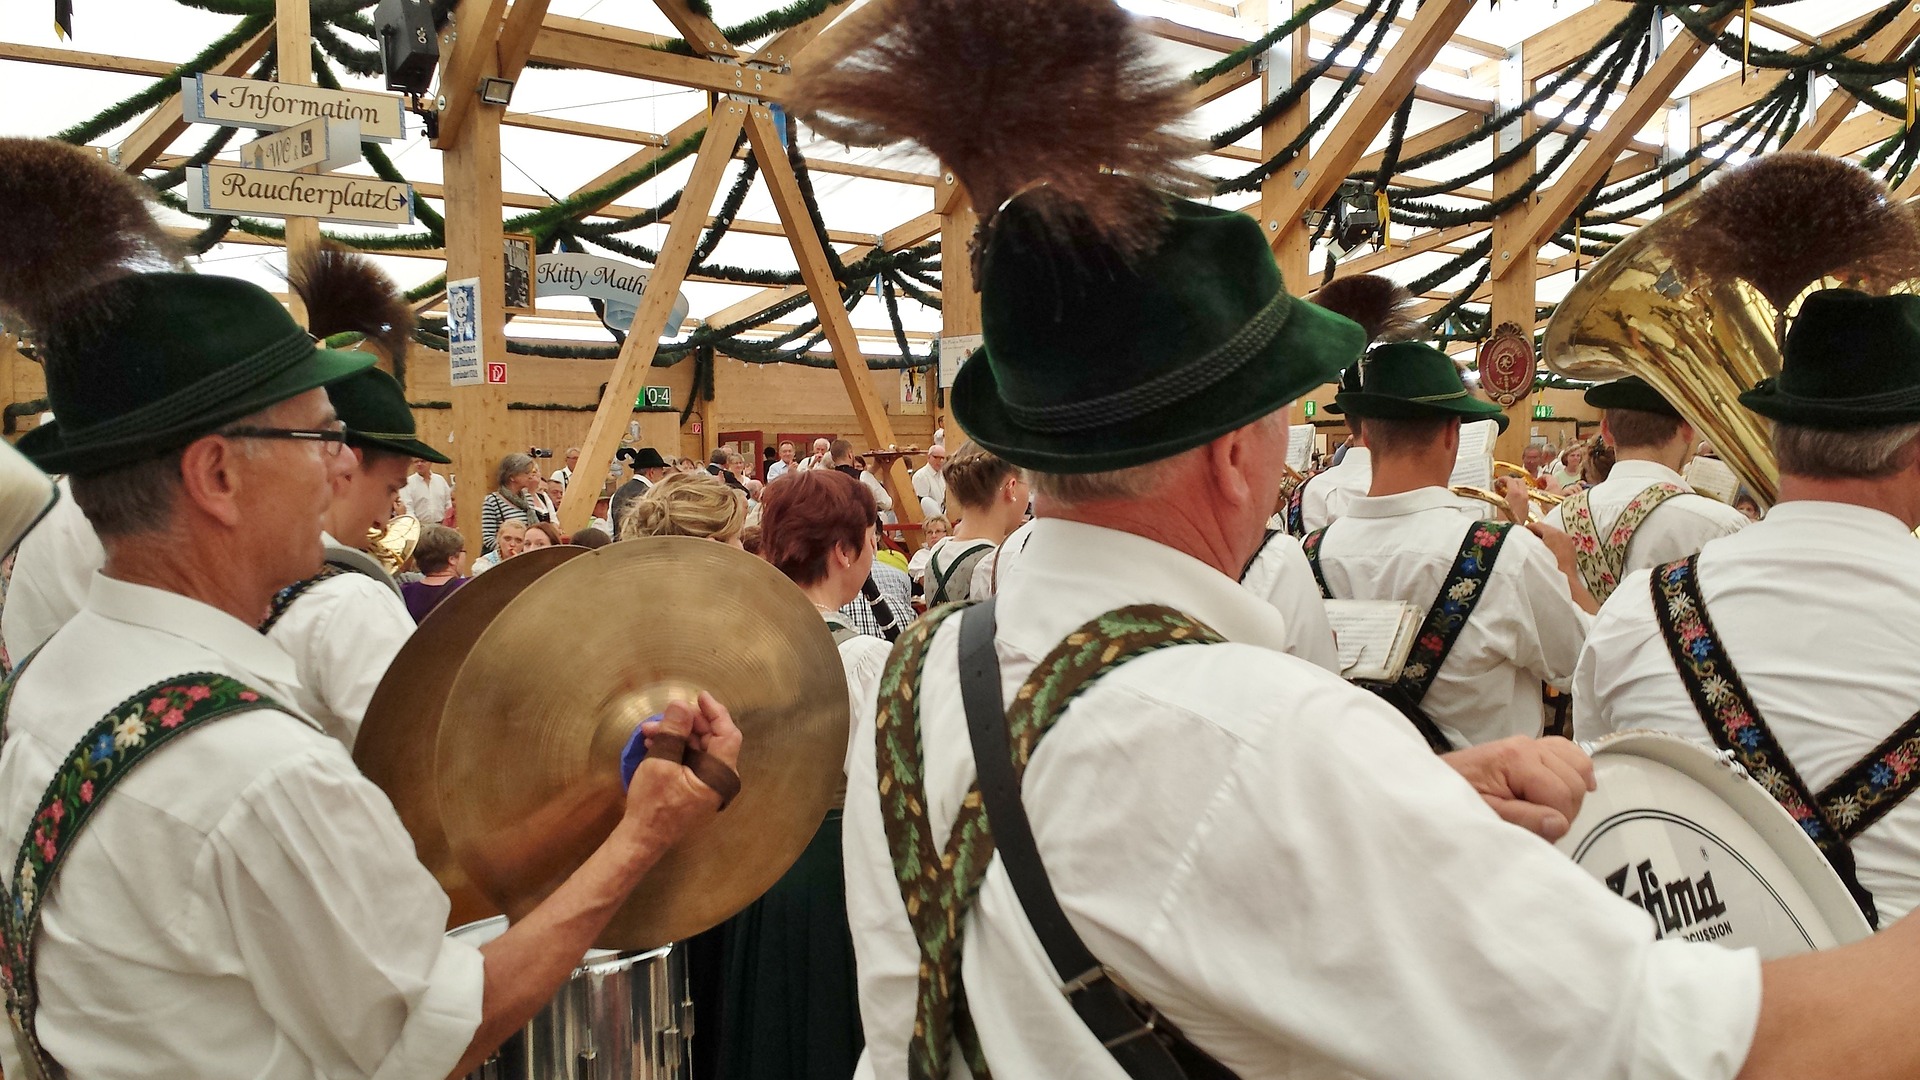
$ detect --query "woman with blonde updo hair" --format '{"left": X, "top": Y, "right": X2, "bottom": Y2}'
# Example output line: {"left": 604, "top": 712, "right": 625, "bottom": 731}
{"left": 618, "top": 471, "right": 746, "bottom": 544}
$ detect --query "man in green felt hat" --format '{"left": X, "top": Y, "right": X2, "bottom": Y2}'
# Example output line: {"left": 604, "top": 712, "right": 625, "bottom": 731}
{"left": 1576, "top": 287, "right": 1920, "bottom": 929}
{"left": 778, "top": 3, "right": 1822, "bottom": 1077}
{"left": 0, "top": 138, "right": 738, "bottom": 1080}
{"left": 1539, "top": 375, "right": 1747, "bottom": 603}
{"left": 1298, "top": 339, "right": 1596, "bottom": 752}
{"left": 258, "top": 251, "right": 450, "bottom": 750}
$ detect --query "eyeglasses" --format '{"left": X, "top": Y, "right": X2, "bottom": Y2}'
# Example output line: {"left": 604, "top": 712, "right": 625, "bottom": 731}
{"left": 219, "top": 421, "right": 350, "bottom": 457}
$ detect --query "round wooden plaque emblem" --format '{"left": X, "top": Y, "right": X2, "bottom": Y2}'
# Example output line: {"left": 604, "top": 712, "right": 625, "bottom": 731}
{"left": 1478, "top": 321, "right": 1536, "bottom": 407}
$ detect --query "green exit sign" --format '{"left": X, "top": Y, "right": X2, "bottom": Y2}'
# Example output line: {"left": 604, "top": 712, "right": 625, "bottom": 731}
{"left": 637, "top": 385, "right": 672, "bottom": 409}
{"left": 1303, "top": 400, "right": 1317, "bottom": 419}
{"left": 1533, "top": 404, "right": 1554, "bottom": 420}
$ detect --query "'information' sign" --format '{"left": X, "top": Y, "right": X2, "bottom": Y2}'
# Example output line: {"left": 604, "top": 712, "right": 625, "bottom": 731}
{"left": 182, "top": 74, "right": 404, "bottom": 141}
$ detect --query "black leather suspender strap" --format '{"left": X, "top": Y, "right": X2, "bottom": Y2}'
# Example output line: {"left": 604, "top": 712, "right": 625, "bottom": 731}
{"left": 957, "top": 600, "right": 1237, "bottom": 1080}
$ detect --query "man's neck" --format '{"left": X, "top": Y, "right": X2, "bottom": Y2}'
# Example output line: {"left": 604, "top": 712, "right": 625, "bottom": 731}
{"left": 321, "top": 508, "right": 372, "bottom": 550}
{"left": 1367, "top": 450, "right": 1452, "bottom": 497}
{"left": 1039, "top": 501, "right": 1243, "bottom": 578}
{"left": 1776, "top": 472, "right": 1920, "bottom": 529}
{"left": 1615, "top": 440, "right": 1689, "bottom": 474}
{"left": 103, "top": 542, "right": 280, "bottom": 627}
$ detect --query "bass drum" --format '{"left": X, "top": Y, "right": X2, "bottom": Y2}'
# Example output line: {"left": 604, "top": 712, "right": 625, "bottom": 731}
{"left": 449, "top": 917, "right": 693, "bottom": 1079}
{"left": 1557, "top": 731, "right": 1874, "bottom": 958}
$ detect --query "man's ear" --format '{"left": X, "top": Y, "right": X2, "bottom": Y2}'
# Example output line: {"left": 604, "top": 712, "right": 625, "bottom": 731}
{"left": 178, "top": 436, "right": 248, "bottom": 528}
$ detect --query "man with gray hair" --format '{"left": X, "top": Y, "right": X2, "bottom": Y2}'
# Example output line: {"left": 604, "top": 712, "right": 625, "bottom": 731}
{"left": 1576, "top": 288, "right": 1920, "bottom": 927}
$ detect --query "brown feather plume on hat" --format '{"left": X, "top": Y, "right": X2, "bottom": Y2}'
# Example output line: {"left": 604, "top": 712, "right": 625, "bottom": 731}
{"left": 0, "top": 137, "right": 180, "bottom": 334}
{"left": 1310, "top": 274, "right": 1422, "bottom": 345}
{"left": 786, "top": 0, "right": 1203, "bottom": 264}
{"left": 1666, "top": 152, "right": 1920, "bottom": 311}
{"left": 285, "top": 245, "right": 413, "bottom": 366}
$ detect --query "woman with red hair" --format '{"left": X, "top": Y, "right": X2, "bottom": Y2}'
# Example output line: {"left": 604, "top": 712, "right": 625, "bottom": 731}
{"left": 719, "top": 469, "right": 892, "bottom": 1080}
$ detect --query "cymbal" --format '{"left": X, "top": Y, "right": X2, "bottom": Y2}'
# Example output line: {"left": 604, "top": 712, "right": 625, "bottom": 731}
{"left": 437, "top": 537, "right": 849, "bottom": 951}
{"left": 354, "top": 546, "right": 585, "bottom": 928}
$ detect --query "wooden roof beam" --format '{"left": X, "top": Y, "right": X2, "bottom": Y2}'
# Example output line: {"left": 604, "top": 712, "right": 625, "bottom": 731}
{"left": 653, "top": 0, "right": 737, "bottom": 57}
{"left": 432, "top": 0, "right": 511, "bottom": 150}
{"left": 1264, "top": 0, "right": 1477, "bottom": 248}
{"left": 0, "top": 41, "right": 173, "bottom": 77}
{"left": 115, "top": 23, "right": 274, "bottom": 172}
{"left": 528, "top": 16, "right": 793, "bottom": 98}
{"left": 1494, "top": 9, "right": 1736, "bottom": 280}
{"left": 1781, "top": 3, "right": 1920, "bottom": 152}
{"left": 497, "top": 0, "right": 555, "bottom": 82}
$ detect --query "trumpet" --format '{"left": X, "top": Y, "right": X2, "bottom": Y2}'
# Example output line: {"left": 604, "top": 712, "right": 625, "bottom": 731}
{"left": 1451, "top": 476, "right": 1564, "bottom": 524}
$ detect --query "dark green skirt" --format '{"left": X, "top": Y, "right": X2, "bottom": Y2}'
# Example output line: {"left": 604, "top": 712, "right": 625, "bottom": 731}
{"left": 718, "top": 810, "right": 863, "bottom": 1080}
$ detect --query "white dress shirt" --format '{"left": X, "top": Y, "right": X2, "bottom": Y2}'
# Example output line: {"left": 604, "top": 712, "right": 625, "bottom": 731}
{"left": 399, "top": 471, "right": 452, "bottom": 525}
{"left": 1239, "top": 526, "right": 1341, "bottom": 673}
{"left": 860, "top": 470, "right": 895, "bottom": 515}
{"left": 1574, "top": 501, "right": 1920, "bottom": 921}
{"left": 843, "top": 518, "right": 1758, "bottom": 1080}
{"left": 913, "top": 463, "right": 947, "bottom": 515}
{"left": 1300, "top": 447, "right": 1371, "bottom": 532}
{"left": 767, "top": 459, "right": 795, "bottom": 483}
{"left": 265, "top": 547, "right": 417, "bottom": 750}
{"left": 3, "top": 477, "right": 105, "bottom": 660}
{"left": 1312, "top": 487, "right": 1591, "bottom": 747}
{"left": 0, "top": 573, "right": 481, "bottom": 1080}
{"left": 1540, "top": 459, "right": 1748, "bottom": 577}
{"left": 967, "top": 521, "right": 1036, "bottom": 601}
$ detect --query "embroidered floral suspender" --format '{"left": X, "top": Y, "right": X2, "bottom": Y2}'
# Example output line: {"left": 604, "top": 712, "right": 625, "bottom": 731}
{"left": 1304, "top": 523, "right": 1514, "bottom": 754}
{"left": 1651, "top": 556, "right": 1896, "bottom": 928}
{"left": 0, "top": 653, "right": 293, "bottom": 1078}
{"left": 1284, "top": 479, "right": 1309, "bottom": 537}
{"left": 1564, "top": 483, "right": 1686, "bottom": 604}
{"left": 874, "top": 604, "right": 1224, "bottom": 1080}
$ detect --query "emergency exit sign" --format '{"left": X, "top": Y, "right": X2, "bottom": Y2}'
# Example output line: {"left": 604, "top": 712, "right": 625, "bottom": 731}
{"left": 1303, "top": 400, "right": 1317, "bottom": 419}
{"left": 1533, "top": 404, "right": 1555, "bottom": 419}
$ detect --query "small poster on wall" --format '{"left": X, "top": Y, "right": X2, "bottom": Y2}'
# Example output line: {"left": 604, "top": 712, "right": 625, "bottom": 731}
{"left": 447, "top": 276, "right": 483, "bottom": 386}
{"left": 900, "top": 367, "right": 929, "bottom": 413}
{"left": 503, "top": 233, "right": 536, "bottom": 315}
{"left": 938, "top": 334, "right": 983, "bottom": 389}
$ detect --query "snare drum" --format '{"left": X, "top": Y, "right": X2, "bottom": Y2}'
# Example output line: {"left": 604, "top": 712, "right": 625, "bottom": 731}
{"left": 1557, "top": 731, "right": 1874, "bottom": 958}
{"left": 448, "top": 917, "right": 692, "bottom": 1080}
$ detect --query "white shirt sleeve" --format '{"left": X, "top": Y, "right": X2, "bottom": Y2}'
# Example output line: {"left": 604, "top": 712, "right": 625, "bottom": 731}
{"left": 861, "top": 471, "right": 894, "bottom": 512}
{"left": 1242, "top": 535, "right": 1341, "bottom": 673}
{"left": 1492, "top": 529, "right": 1593, "bottom": 692}
{"left": 206, "top": 747, "right": 484, "bottom": 1079}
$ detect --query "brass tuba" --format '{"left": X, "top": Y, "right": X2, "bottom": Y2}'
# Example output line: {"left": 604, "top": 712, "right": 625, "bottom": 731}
{"left": 1541, "top": 195, "right": 1782, "bottom": 505}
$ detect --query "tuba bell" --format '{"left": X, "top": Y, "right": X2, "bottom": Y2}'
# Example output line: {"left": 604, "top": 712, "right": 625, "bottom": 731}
{"left": 1541, "top": 197, "right": 1782, "bottom": 506}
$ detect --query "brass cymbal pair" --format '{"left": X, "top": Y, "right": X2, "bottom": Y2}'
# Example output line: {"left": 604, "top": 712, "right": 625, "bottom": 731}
{"left": 355, "top": 537, "right": 849, "bottom": 950}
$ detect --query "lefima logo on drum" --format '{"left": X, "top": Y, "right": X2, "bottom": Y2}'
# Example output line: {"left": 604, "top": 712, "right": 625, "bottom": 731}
{"left": 1606, "top": 861, "right": 1733, "bottom": 943}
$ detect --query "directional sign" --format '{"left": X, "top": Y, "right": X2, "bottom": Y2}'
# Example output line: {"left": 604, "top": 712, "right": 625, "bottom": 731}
{"left": 182, "top": 74, "right": 404, "bottom": 141}
{"left": 534, "top": 253, "right": 690, "bottom": 339}
{"left": 238, "top": 116, "right": 362, "bottom": 173}
{"left": 185, "top": 164, "right": 413, "bottom": 228}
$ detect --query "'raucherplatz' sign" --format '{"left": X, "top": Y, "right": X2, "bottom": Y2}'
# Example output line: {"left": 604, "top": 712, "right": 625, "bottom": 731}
{"left": 185, "top": 164, "right": 414, "bottom": 228}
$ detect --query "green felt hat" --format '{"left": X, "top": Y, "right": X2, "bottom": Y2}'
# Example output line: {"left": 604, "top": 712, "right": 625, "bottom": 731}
{"left": 950, "top": 194, "right": 1367, "bottom": 473}
{"left": 329, "top": 367, "right": 448, "bottom": 464}
{"left": 1585, "top": 375, "right": 1679, "bottom": 417}
{"left": 1334, "top": 341, "right": 1510, "bottom": 432}
{"left": 19, "top": 273, "right": 374, "bottom": 475}
{"left": 1740, "top": 288, "right": 1920, "bottom": 430}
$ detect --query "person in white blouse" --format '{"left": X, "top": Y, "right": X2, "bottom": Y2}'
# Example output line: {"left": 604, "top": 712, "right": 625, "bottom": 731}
{"left": 1540, "top": 376, "right": 1747, "bottom": 603}
{"left": 399, "top": 458, "right": 452, "bottom": 525}
{"left": 1236, "top": 525, "right": 1341, "bottom": 672}
{"left": 1576, "top": 289, "right": 1920, "bottom": 927}
{"left": 1, "top": 474, "right": 105, "bottom": 660}
{"left": 1305, "top": 342, "right": 1596, "bottom": 750}
{"left": 0, "top": 166, "right": 736, "bottom": 1080}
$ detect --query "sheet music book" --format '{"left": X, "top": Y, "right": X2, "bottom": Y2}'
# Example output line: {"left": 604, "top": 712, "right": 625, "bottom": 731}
{"left": 1448, "top": 419, "right": 1498, "bottom": 491}
{"left": 1287, "top": 425, "right": 1315, "bottom": 473}
{"left": 1325, "top": 599, "right": 1423, "bottom": 682}
{"left": 1684, "top": 455, "right": 1741, "bottom": 504}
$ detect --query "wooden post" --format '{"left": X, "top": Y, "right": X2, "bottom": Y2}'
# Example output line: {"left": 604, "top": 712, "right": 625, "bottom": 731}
{"left": 557, "top": 101, "right": 749, "bottom": 535}
{"left": 1490, "top": 45, "right": 1536, "bottom": 462}
{"left": 1248, "top": 0, "right": 1315, "bottom": 424}
{"left": 276, "top": 0, "right": 319, "bottom": 327}
{"left": 440, "top": 0, "right": 513, "bottom": 552}
{"left": 936, "top": 171, "right": 978, "bottom": 455}
{"left": 744, "top": 102, "right": 920, "bottom": 524}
